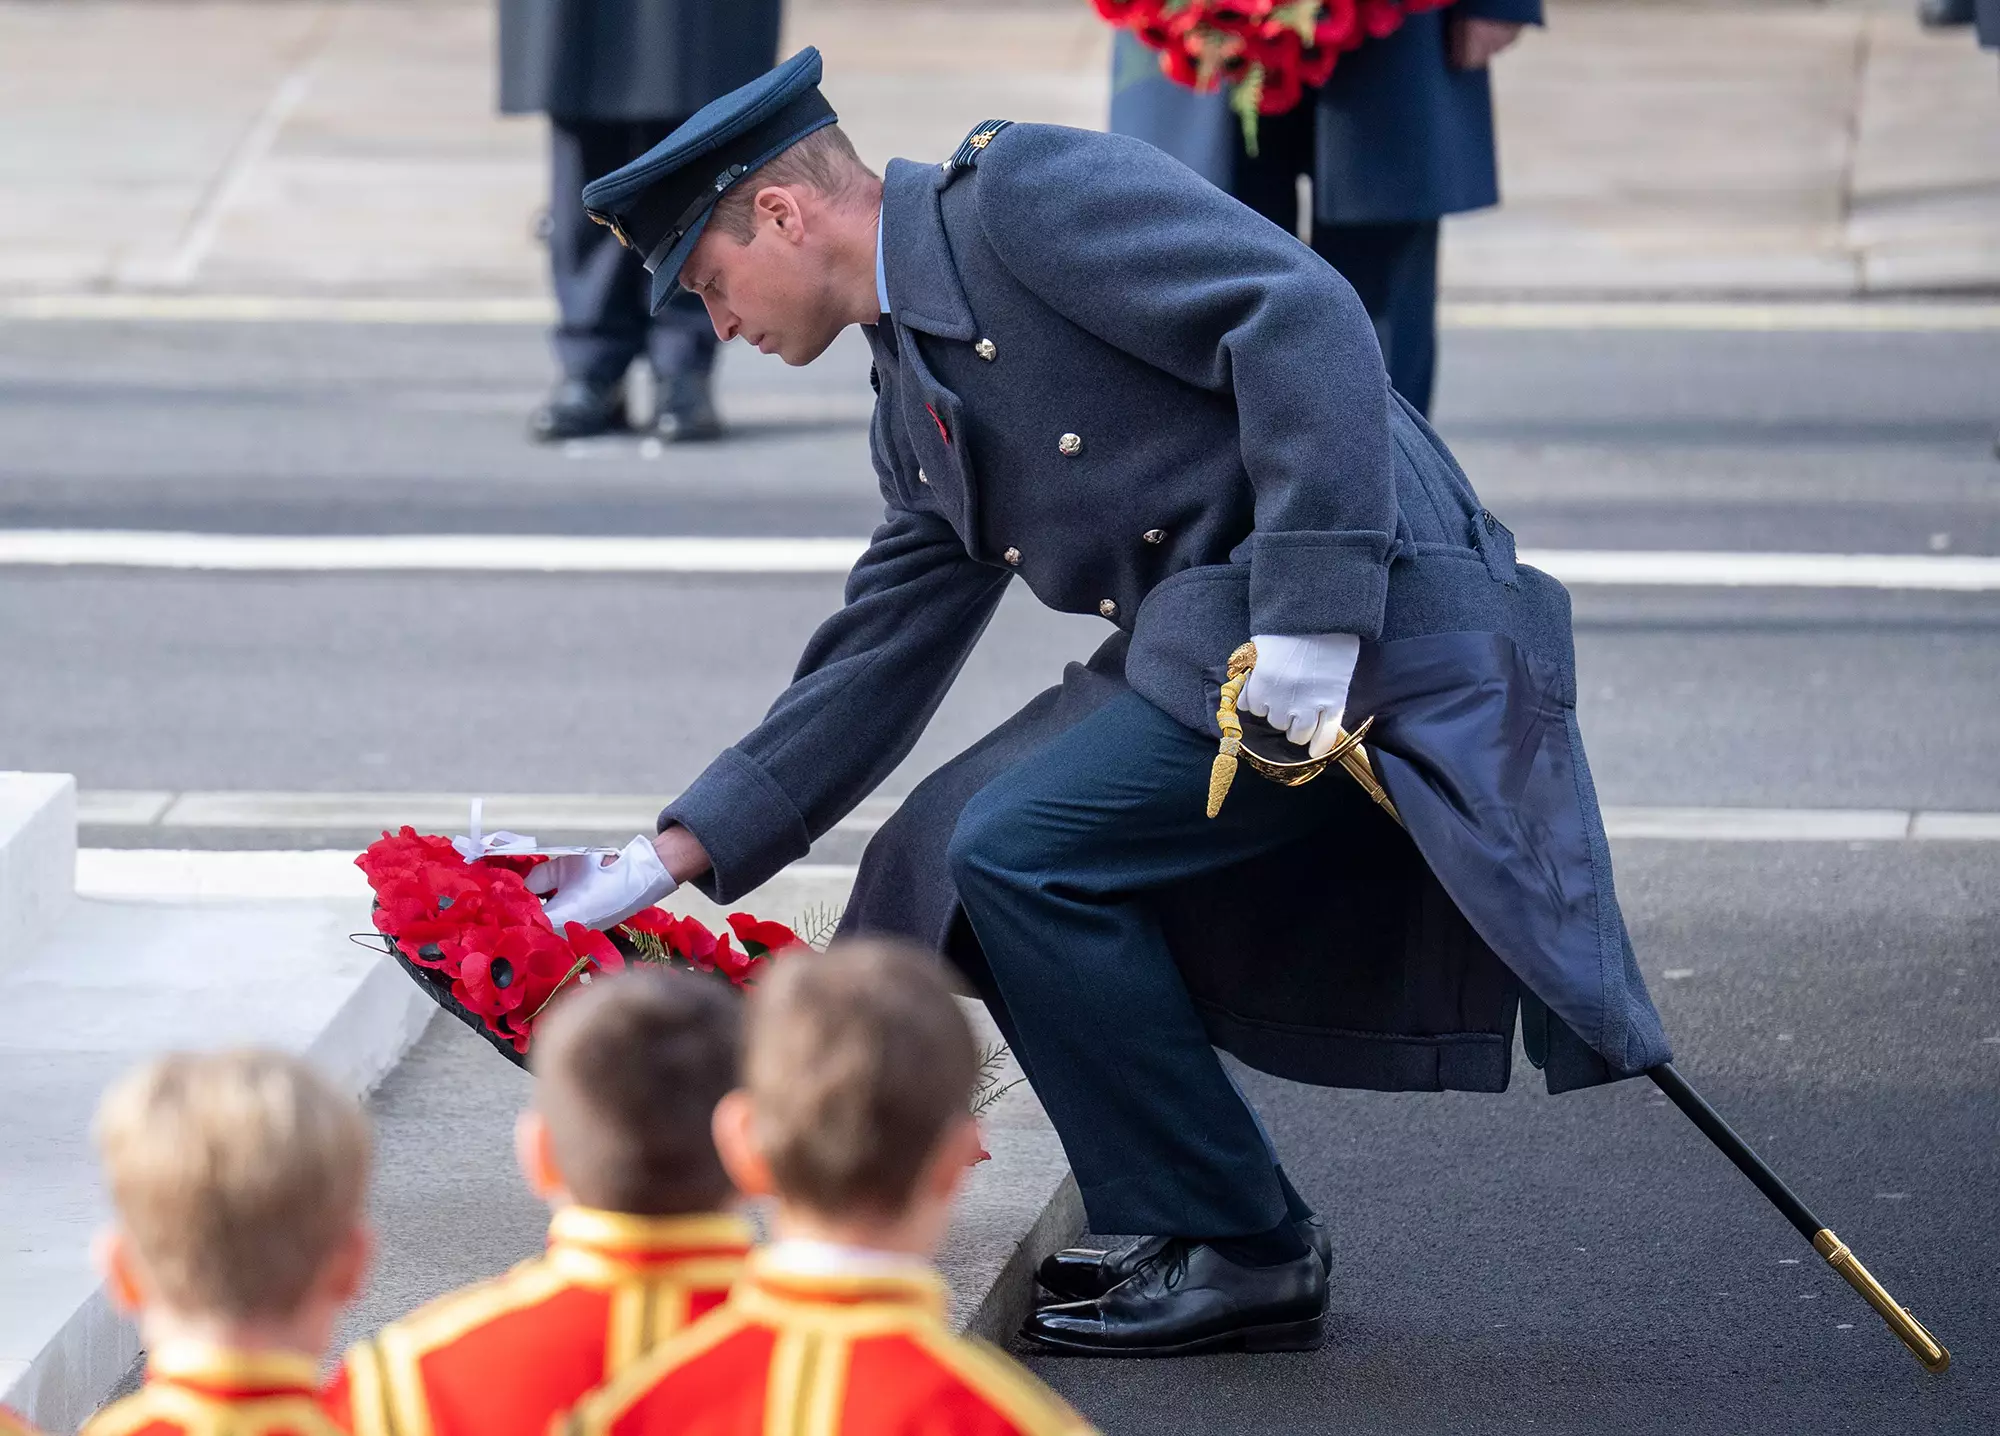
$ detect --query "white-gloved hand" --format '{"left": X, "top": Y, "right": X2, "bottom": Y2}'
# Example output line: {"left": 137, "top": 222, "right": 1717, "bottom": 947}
{"left": 528, "top": 834, "right": 678, "bottom": 931}
{"left": 1241, "top": 632, "right": 1361, "bottom": 759}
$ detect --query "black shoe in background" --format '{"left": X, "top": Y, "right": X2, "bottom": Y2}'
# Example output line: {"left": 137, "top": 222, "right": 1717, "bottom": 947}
{"left": 655, "top": 368, "right": 724, "bottom": 443}
{"left": 1021, "top": 1240, "right": 1327, "bottom": 1357}
{"left": 1918, "top": 0, "right": 1974, "bottom": 26}
{"left": 530, "top": 377, "right": 628, "bottom": 442}
{"left": 1037, "top": 1216, "right": 1331, "bottom": 1304}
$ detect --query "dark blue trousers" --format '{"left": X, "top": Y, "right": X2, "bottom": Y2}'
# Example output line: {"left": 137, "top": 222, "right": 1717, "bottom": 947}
{"left": 947, "top": 690, "right": 1340, "bottom": 1239}
{"left": 548, "top": 117, "right": 718, "bottom": 388}
{"left": 1231, "top": 104, "right": 1441, "bottom": 416}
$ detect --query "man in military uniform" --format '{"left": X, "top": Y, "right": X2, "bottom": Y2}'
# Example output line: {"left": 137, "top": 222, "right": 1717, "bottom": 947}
{"left": 499, "top": 0, "right": 779, "bottom": 440}
{"left": 1109, "top": 0, "right": 1540, "bottom": 415}
{"left": 537, "top": 49, "right": 1671, "bottom": 1357}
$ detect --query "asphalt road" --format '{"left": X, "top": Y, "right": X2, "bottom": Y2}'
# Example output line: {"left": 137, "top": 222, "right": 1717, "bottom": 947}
{"left": 7, "top": 315, "right": 1997, "bottom": 1432}
{"left": 1026, "top": 842, "right": 2000, "bottom": 1434}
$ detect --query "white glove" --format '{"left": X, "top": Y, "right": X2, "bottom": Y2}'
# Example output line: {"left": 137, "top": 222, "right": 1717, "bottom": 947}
{"left": 1241, "top": 632, "right": 1361, "bottom": 760}
{"left": 528, "top": 834, "right": 678, "bottom": 931}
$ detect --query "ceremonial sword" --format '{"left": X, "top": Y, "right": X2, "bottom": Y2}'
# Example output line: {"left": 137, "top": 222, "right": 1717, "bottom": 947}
{"left": 1208, "top": 641, "right": 1950, "bottom": 1373}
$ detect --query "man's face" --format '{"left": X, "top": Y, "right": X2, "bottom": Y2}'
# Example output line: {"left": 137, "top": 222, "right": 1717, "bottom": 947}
{"left": 678, "top": 188, "right": 849, "bottom": 367}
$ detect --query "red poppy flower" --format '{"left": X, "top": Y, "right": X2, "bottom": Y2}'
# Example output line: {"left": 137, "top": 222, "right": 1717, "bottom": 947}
{"left": 1093, "top": 0, "right": 1166, "bottom": 22}
{"left": 1298, "top": 42, "right": 1339, "bottom": 85}
{"left": 1361, "top": 0, "right": 1403, "bottom": 40}
{"left": 1201, "top": 2, "right": 1264, "bottom": 36}
{"left": 563, "top": 922, "right": 627, "bottom": 977}
{"left": 1314, "top": 0, "right": 1364, "bottom": 52}
{"left": 1258, "top": 59, "right": 1305, "bottom": 113}
{"left": 454, "top": 943, "right": 523, "bottom": 1018}
{"left": 665, "top": 914, "right": 720, "bottom": 967}
{"left": 1158, "top": 37, "right": 1202, "bottom": 86}
{"left": 726, "top": 913, "right": 803, "bottom": 960}
{"left": 621, "top": 906, "right": 677, "bottom": 940}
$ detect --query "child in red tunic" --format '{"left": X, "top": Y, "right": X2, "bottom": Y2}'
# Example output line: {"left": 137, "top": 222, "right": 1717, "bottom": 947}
{"left": 326, "top": 970, "right": 751, "bottom": 1436}
{"left": 560, "top": 941, "right": 1095, "bottom": 1436}
{"left": 81, "top": 1050, "right": 371, "bottom": 1436}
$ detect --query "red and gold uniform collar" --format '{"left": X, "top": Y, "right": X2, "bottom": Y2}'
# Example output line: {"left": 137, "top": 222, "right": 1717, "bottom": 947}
{"left": 732, "top": 1247, "right": 949, "bottom": 1325}
{"left": 146, "top": 1344, "right": 321, "bottom": 1400}
{"left": 545, "top": 1206, "right": 753, "bottom": 1282}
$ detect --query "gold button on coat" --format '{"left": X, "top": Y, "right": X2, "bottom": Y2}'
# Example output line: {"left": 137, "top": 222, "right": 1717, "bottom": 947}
{"left": 1058, "top": 433, "right": 1083, "bottom": 457}
{"left": 1142, "top": 528, "right": 1166, "bottom": 544}
{"left": 1098, "top": 599, "right": 1119, "bottom": 619}
{"left": 974, "top": 338, "right": 997, "bottom": 362}
{"left": 1004, "top": 547, "right": 1022, "bottom": 566}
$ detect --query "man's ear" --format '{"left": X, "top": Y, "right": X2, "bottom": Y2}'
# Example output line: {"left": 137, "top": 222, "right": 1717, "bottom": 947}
{"left": 754, "top": 186, "right": 807, "bottom": 245}
{"left": 94, "top": 1228, "right": 147, "bottom": 1316}
{"left": 322, "top": 1223, "right": 373, "bottom": 1306}
{"left": 711, "top": 1090, "right": 775, "bottom": 1199}
{"left": 926, "top": 1113, "right": 985, "bottom": 1205}
{"left": 515, "top": 1108, "right": 567, "bottom": 1204}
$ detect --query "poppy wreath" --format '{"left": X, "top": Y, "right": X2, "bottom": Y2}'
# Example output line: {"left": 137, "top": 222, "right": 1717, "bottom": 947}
{"left": 1097, "top": 0, "right": 1453, "bottom": 151}
{"left": 357, "top": 828, "right": 802, "bottom": 1069}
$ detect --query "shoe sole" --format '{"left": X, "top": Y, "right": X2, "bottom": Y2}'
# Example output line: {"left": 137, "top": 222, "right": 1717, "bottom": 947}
{"left": 1021, "top": 1309, "right": 1327, "bottom": 1359}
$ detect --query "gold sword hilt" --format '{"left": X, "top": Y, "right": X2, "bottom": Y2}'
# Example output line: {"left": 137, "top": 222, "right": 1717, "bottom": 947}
{"left": 1207, "top": 641, "right": 1401, "bottom": 825}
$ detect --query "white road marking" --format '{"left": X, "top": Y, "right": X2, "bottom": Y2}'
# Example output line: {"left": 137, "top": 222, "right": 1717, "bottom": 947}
{"left": 0, "top": 531, "right": 870, "bottom": 573}
{"left": 76, "top": 790, "right": 902, "bottom": 836}
{"left": 75, "top": 792, "right": 2000, "bottom": 844}
{"left": 1521, "top": 549, "right": 2000, "bottom": 591}
{"left": 7, "top": 295, "right": 1999, "bottom": 331}
{"left": 74, "top": 849, "right": 859, "bottom": 902}
{"left": 7, "top": 530, "right": 2000, "bottom": 589}
{"left": 1438, "top": 301, "right": 2000, "bottom": 332}
{"left": 0, "top": 294, "right": 555, "bottom": 324}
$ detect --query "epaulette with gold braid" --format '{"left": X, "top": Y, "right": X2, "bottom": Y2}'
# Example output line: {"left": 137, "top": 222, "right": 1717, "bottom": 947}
{"left": 941, "top": 119, "right": 1013, "bottom": 181}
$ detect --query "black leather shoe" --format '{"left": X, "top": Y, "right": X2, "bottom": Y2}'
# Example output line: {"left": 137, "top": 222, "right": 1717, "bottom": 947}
{"left": 530, "top": 378, "right": 627, "bottom": 442}
{"left": 1038, "top": 1215, "right": 1331, "bottom": 1303}
{"left": 654, "top": 369, "right": 723, "bottom": 443}
{"left": 1021, "top": 1240, "right": 1327, "bottom": 1357}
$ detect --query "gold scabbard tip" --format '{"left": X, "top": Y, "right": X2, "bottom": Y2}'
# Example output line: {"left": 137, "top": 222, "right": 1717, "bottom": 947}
{"left": 1814, "top": 1229, "right": 1951, "bottom": 1372}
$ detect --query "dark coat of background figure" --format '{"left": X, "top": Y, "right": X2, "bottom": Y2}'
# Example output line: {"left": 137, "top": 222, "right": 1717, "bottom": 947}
{"left": 499, "top": 0, "right": 781, "bottom": 434}
{"left": 1109, "top": 0, "right": 1541, "bottom": 415}
{"left": 660, "top": 124, "right": 1672, "bottom": 1108}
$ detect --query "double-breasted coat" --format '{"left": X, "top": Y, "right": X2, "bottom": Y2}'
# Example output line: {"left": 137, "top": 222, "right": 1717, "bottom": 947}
{"left": 661, "top": 122, "right": 1671, "bottom": 1096}
{"left": 1107, "top": 0, "right": 1543, "bottom": 223}
{"left": 498, "top": 0, "right": 781, "bottom": 122}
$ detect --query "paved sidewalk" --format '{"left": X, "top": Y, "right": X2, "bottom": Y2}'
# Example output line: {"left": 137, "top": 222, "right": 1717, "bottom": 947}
{"left": 0, "top": 0, "right": 1994, "bottom": 299}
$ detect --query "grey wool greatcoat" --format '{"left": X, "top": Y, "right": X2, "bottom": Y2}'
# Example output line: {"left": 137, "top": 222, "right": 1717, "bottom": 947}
{"left": 661, "top": 123, "right": 1673, "bottom": 1096}
{"left": 498, "top": 0, "right": 781, "bottom": 121}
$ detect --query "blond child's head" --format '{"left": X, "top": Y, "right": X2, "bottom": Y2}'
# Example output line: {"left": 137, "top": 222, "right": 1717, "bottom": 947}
{"left": 93, "top": 1049, "right": 371, "bottom": 1349}
{"left": 517, "top": 967, "right": 741, "bottom": 1215}
{"left": 713, "top": 939, "right": 983, "bottom": 1252}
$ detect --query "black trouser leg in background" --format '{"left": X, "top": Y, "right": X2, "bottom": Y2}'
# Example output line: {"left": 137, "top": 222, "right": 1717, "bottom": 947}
{"left": 1230, "top": 104, "right": 1441, "bottom": 417}
{"left": 1310, "top": 219, "right": 1440, "bottom": 417}
{"left": 546, "top": 117, "right": 718, "bottom": 389}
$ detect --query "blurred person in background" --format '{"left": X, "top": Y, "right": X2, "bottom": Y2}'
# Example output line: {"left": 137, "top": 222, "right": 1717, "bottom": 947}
{"left": 501, "top": 0, "right": 780, "bottom": 441}
{"left": 1109, "top": 0, "right": 1539, "bottom": 417}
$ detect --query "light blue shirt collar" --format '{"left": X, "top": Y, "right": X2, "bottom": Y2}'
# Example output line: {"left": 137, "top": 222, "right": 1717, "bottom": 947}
{"left": 874, "top": 206, "right": 889, "bottom": 317}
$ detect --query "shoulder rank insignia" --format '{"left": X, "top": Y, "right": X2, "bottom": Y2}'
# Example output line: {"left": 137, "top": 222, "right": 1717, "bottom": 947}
{"left": 941, "top": 119, "right": 1013, "bottom": 179}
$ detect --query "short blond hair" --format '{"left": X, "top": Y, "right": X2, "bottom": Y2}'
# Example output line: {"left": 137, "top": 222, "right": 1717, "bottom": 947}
{"left": 705, "top": 125, "right": 877, "bottom": 244}
{"left": 94, "top": 1049, "right": 370, "bottom": 1321}
{"left": 744, "top": 940, "right": 978, "bottom": 1219}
